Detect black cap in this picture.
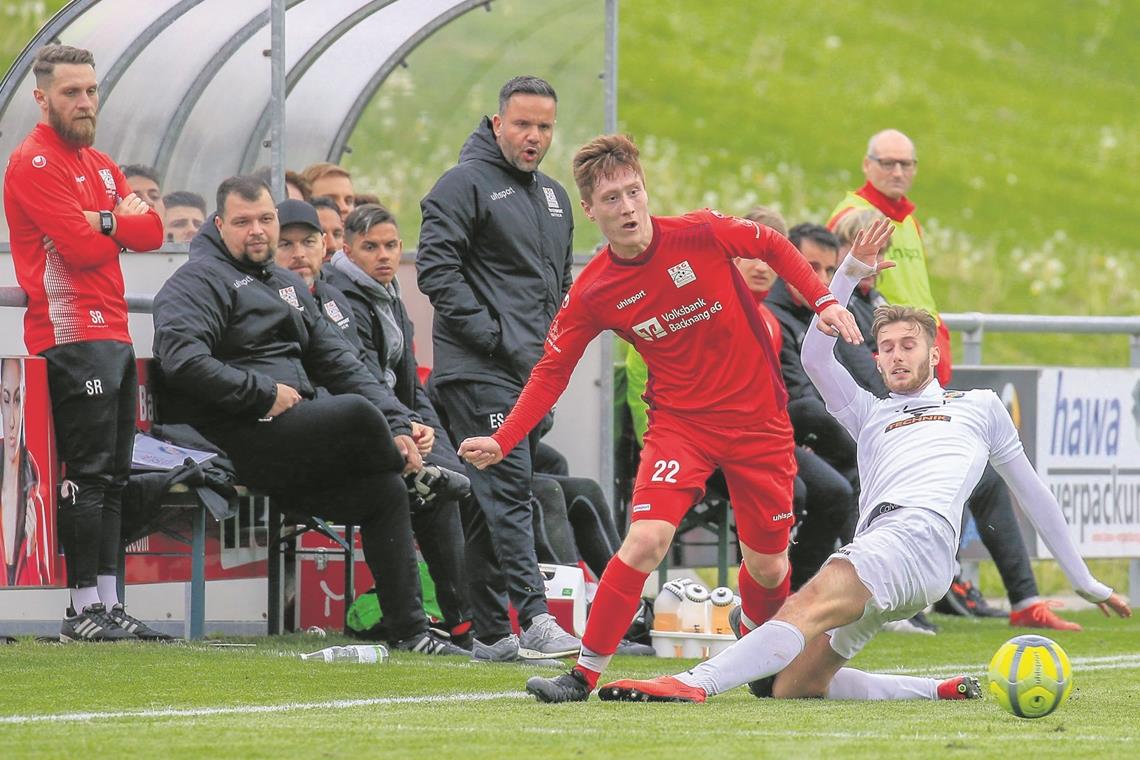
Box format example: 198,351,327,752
276,199,322,234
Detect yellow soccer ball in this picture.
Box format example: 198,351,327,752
988,634,1073,718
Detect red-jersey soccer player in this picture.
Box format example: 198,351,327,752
458,134,864,702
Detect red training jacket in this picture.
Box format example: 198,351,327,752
4,123,163,353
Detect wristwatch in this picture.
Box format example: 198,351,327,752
99,211,114,235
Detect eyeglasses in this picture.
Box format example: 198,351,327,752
867,156,917,172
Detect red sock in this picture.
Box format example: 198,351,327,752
739,562,790,627
578,556,649,685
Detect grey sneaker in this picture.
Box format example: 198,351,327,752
518,613,581,659
472,634,562,666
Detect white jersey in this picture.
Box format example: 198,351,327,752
834,380,1021,543
801,255,1112,604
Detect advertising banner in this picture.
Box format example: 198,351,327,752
2,356,61,587
952,367,1040,559
1036,368,1140,558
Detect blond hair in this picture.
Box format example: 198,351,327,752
301,162,351,186
833,208,887,249
744,206,788,237
871,305,937,344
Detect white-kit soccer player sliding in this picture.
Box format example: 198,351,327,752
602,218,1131,704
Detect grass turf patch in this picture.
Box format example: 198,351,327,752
1,612,1135,758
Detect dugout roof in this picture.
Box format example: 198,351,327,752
0,0,616,239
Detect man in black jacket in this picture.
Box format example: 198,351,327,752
152,175,468,655
324,203,475,648
416,75,579,660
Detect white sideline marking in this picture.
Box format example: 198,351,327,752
883,652,1140,676
4,654,1140,726
0,691,528,725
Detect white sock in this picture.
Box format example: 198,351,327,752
676,619,805,696
71,586,100,613
576,645,612,677
825,668,938,700
1011,596,1041,612
97,575,121,609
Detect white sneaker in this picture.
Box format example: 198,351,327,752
518,613,581,659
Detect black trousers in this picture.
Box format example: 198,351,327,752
208,394,427,642
416,435,473,629
432,380,548,641
964,464,1038,605
788,447,857,591
42,340,136,590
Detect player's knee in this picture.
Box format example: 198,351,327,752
743,551,788,588
617,522,673,570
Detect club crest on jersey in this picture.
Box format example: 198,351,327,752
547,317,564,346
667,260,696,288
323,300,348,327
98,168,116,194
632,316,667,342
278,286,303,311
543,186,563,218
31,155,47,168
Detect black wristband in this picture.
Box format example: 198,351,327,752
99,211,114,235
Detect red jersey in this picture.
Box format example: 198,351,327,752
493,209,838,453
4,123,163,354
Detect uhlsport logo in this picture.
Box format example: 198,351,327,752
490,187,515,201
616,290,646,310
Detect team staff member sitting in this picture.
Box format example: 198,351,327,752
323,203,475,649
152,175,467,656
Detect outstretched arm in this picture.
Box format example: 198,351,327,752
993,453,1130,617
802,220,894,413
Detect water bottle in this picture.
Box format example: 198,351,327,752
709,587,734,634
652,579,687,632
299,644,389,663
679,583,711,633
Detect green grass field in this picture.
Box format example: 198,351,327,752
1,611,1136,758
2,1,1137,366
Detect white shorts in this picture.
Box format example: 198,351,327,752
824,507,956,660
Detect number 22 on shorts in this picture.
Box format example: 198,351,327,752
651,459,680,483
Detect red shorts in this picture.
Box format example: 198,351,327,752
631,412,797,554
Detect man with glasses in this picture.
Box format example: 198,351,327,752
826,130,951,385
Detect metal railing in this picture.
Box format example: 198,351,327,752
943,312,1140,368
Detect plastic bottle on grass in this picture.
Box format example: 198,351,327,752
653,579,687,632
679,583,711,633
709,587,734,634
300,644,389,663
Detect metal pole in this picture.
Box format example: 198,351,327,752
604,0,618,134
269,0,287,200
962,326,984,365
598,0,619,511
1130,334,1140,368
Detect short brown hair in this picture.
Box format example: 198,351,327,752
745,206,788,237
572,134,644,202
872,305,937,345
301,162,351,186
33,45,95,86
